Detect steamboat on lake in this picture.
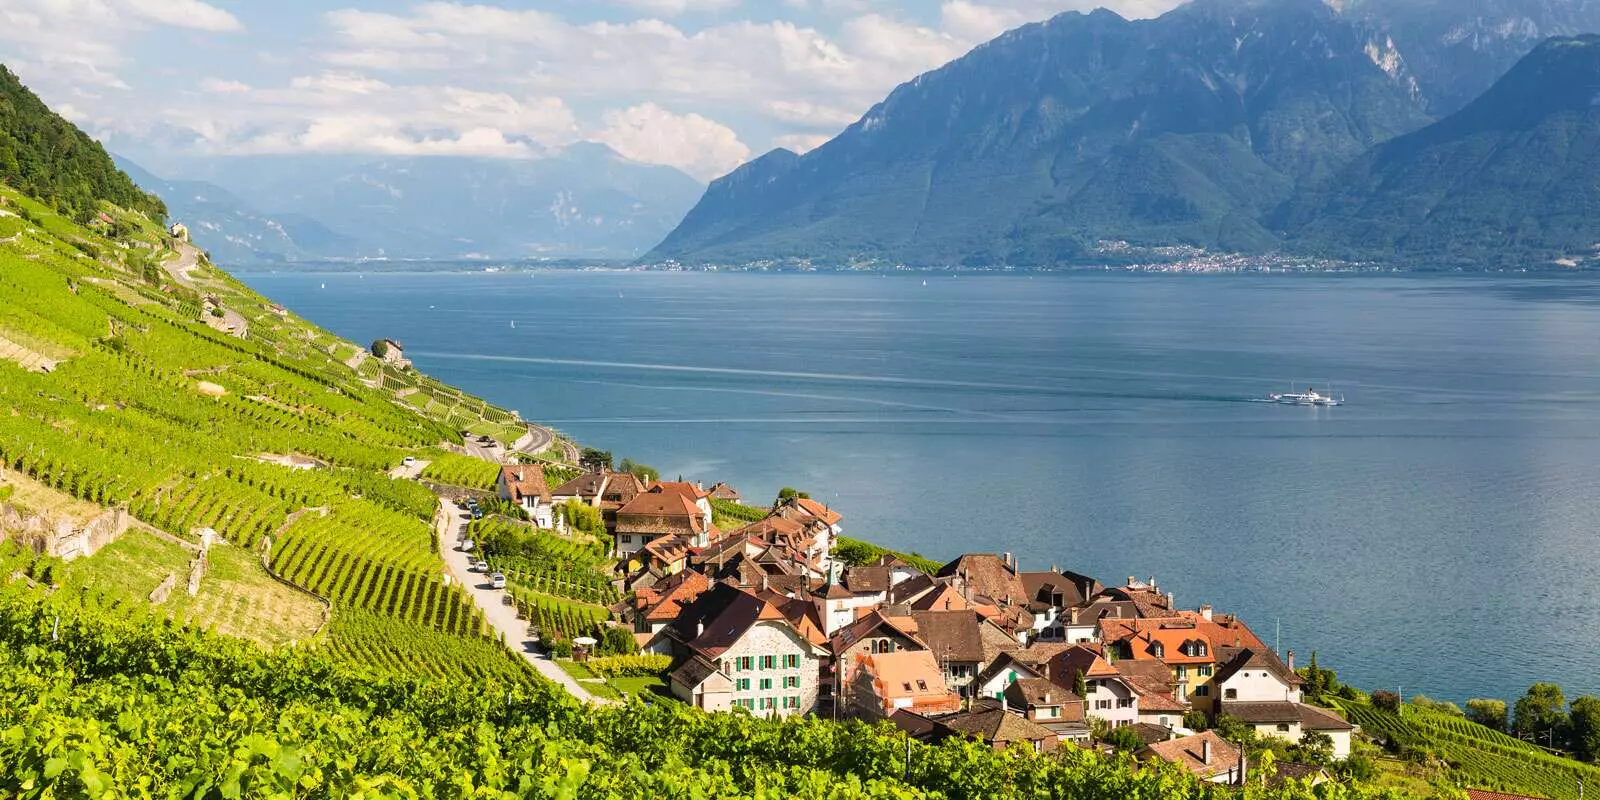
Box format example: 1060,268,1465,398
1268,385,1344,406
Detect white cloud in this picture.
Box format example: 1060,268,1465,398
289,72,392,94
611,0,742,16
121,0,242,32
200,78,252,94
591,102,750,180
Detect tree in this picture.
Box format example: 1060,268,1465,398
1567,696,1600,762
1465,699,1508,732
1102,726,1143,753
1292,730,1335,766
1372,690,1400,713
579,448,613,473
618,458,658,483
1073,669,1087,699
777,487,811,501
370,339,390,358
1514,683,1567,742
1304,651,1325,698
1182,709,1210,732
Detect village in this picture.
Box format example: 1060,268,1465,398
487,461,1358,786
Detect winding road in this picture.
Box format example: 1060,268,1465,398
163,240,249,339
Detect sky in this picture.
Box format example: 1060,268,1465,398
0,0,1187,182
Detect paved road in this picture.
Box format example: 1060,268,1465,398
164,241,249,339
435,499,611,704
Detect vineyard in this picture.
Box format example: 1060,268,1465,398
420,451,502,490
1328,697,1600,799
0,578,1443,800
0,181,534,682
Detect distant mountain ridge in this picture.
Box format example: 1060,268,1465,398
650,0,1600,269
651,0,1433,266
126,144,704,263
1279,34,1600,266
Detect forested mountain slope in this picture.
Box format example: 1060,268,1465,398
0,66,165,222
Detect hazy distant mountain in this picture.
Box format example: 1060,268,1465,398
1346,0,1600,115
651,0,1432,267
113,156,355,264
1279,35,1600,267
135,144,703,262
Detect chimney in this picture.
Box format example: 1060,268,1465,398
1069,607,1080,624
1199,604,1213,622
1286,649,1296,672
1201,738,1212,765
1147,576,1156,591
696,621,705,638
1165,591,1175,609
1127,576,1136,588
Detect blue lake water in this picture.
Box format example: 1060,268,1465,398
239,268,1600,704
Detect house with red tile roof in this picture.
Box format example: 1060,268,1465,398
495,465,554,528
551,470,646,533
1099,618,1221,708
625,569,710,637
829,610,928,706
1047,645,1140,729
1220,700,1355,759
615,486,714,558
850,650,962,718
707,481,742,503
1138,731,1245,784
663,583,827,717
907,609,1020,698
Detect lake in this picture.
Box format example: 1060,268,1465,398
239,268,1600,704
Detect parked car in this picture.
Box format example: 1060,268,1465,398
401,456,417,467
490,572,507,590
471,509,484,520
473,559,489,572
458,539,474,553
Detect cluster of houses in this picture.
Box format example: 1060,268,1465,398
496,467,1354,783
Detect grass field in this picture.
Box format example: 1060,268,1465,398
59,529,324,646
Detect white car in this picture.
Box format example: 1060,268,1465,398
458,539,474,553
473,559,489,572
490,572,507,590
401,456,417,467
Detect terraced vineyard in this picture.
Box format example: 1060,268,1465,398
0,180,529,682
1328,698,1600,799
421,451,503,490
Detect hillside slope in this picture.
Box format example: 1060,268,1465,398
0,66,165,222
650,0,1430,266
1279,35,1600,267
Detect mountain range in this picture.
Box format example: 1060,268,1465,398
120,145,704,264
651,0,1600,269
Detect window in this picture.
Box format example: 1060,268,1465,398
784,654,800,668
735,678,750,692
784,676,800,689
784,696,801,709
1198,665,1213,677
1085,681,1098,695
1117,698,1134,709
1224,688,1238,700
621,535,633,544
1276,723,1291,733
1193,685,1210,697
902,682,912,692
1042,707,1057,719
760,697,775,710
760,678,773,691
1096,699,1112,710
916,680,928,691
738,657,754,672
760,655,777,670
1151,643,1164,658
738,698,755,710
1174,666,1187,681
